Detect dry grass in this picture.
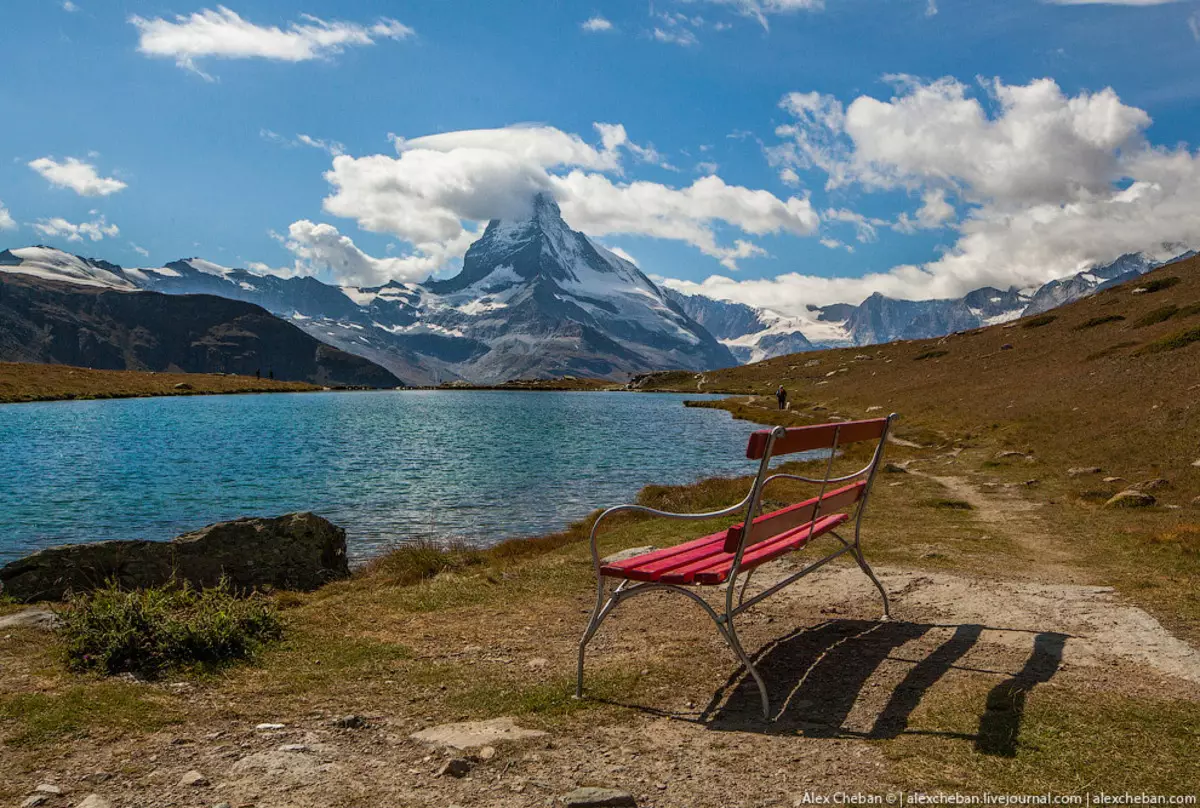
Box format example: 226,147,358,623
0,362,318,404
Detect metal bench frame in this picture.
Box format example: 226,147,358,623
576,414,896,719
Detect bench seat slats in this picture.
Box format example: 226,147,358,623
691,513,847,585
600,512,848,586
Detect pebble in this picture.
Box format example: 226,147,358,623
35,785,62,795
255,723,286,731
278,744,310,752
332,715,366,729
20,796,48,808
75,796,112,808
560,786,638,807
478,746,497,760
179,770,209,787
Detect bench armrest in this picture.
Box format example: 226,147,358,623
586,498,752,573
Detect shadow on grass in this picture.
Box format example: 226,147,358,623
599,618,1067,756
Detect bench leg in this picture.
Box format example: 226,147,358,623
854,549,891,620
719,615,771,720
576,580,623,699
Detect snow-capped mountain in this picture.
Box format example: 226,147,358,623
0,195,735,384
661,251,1181,360
662,289,817,363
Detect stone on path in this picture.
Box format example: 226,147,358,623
179,770,208,787
231,750,327,781
331,715,366,729
21,796,48,808
0,609,59,631
1105,490,1156,509
1134,478,1170,491
561,786,638,807
255,723,286,731
1067,467,1103,477
35,785,62,795
75,797,112,808
410,717,547,750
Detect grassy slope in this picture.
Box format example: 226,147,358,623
0,362,319,403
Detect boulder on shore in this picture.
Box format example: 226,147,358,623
0,512,348,602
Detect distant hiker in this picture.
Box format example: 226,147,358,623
776,385,787,410
269,369,274,380
255,369,261,379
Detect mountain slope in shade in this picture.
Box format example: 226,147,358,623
0,273,400,387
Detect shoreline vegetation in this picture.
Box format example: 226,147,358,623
0,362,321,404
0,362,636,405
2,260,1199,801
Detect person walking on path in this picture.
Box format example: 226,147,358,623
776,384,787,410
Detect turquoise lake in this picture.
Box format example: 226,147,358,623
0,390,763,563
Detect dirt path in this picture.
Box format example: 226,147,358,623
905,468,1084,582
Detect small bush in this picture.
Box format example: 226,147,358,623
1134,276,1181,294
1086,341,1138,361
58,579,283,678
922,499,974,510
1135,325,1200,356
362,540,486,586
1073,314,1125,331
1133,305,1179,328
1023,314,1058,329
914,349,950,361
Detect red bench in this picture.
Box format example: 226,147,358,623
576,415,896,719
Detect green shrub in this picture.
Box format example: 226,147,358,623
1134,276,1181,294
1136,325,1200,356
1133,305,1179,328
1073,314,1125,331
1023,314,1057,329
58,579,283,678
1085,341,1138,361
361,540,486,586
914,349,950,361
922,499,974,510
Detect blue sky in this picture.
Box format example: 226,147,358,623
2,0,1199,311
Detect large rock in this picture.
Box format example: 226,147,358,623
0,513,348,602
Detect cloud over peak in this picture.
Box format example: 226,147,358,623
129,6,413,79
315,121,817,280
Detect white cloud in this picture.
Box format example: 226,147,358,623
130,243,150,257
823,207,883,242
581,15,615,32
653,26,699,46
1190,12,1200,41
0,202,15,231
925,0,938,15
669,76,1200,313
320,122,816,277
262,129,345,156
29,156,127,197
62,1,79,11
696,161,719,174
32,214,120,243
778,167,800,186
279,219,481,286
129,6,414,80
695,0,824,30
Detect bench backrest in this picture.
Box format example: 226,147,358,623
724,416,893,554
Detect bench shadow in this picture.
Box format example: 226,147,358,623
694,620,1066,754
